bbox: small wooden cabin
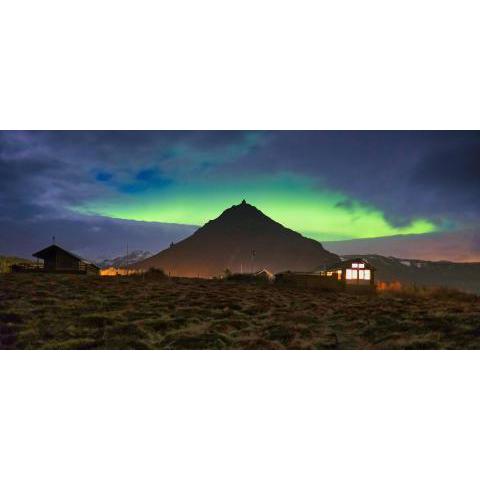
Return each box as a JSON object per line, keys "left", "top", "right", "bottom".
{"left": 12, "top": 244, "right": 100, "bottom": 275}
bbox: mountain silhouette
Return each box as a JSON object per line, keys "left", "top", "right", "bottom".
{"left": 132, "top": 200, "right": 339, "bottom": 277}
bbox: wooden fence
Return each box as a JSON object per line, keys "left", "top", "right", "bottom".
{"left": 10, "top": 263, "right": 98, "bottom": 275}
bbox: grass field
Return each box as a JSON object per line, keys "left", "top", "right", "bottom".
{"left": 1, "top": 273, "right": 480, "bottom": 349}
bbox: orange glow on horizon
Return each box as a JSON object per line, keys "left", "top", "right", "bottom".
{"left": 100, "top": 267, "right": 130, "bottom": 276}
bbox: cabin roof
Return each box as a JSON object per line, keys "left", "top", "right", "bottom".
{"left": 253, "top": 269, "right": 274, "bottom": 277}
{"left": 324, "top": 257, "right": 376, "bottom": 271}
{"left": 32, "top": 244, "right": 99, "bottom": 268}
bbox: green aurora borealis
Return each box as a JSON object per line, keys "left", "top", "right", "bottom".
{"left": 77, "top": 174, "right": 437, "bottom": 241}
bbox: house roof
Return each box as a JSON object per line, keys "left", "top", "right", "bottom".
{"left": 253, "top": 269, "right": 275, "bottom": 277}
{"left": 324, "top": 257, "right": 376, "bottom": 271}
{"left": 32, "top": 244, "right": 99, "bottom": 268}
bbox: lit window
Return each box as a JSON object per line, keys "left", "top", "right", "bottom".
{"left": 337, "top": 270, "right": 342, "bottom": 279}
{"left": 358, "top": 270, "right": 371, "bottom": 280}
{"left": 352, "top": 263, "right": 358, "bottom": 269}
{"left": 358, "top": 263, "right": 365, "bottom": 269}
{"left": 346, "top": 269, "right": 358, "bottom": 279}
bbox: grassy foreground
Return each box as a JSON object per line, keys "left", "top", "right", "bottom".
{"left": 1, "top": 273, "right": 480, "bottom": 349}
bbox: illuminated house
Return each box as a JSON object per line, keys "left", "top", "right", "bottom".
{"left": 321, "top": 258, "right": 375, "bottom": 289}
{"left": 276, "top": 258, "right": 375, "bottom": 291}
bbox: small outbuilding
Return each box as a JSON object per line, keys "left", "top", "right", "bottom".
{"left": 253, "top": 269, "right": 275, "bottom": 282}
{"left": 12, "top": 244, "right": 100, "bottom": 275}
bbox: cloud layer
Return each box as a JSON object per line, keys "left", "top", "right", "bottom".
{"left": 1, "top": 131, "right": 479, "bottom": 259}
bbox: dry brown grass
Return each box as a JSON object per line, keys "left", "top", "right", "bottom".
{"left": 1, "top": 273, "right": 480, "bottom": 349}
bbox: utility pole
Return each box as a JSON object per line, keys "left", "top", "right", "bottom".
{"left": 53, "top": 236, "right": 57, "bottom": 270}
{"left": 126, "top": 242, "right": 129, "bottom": 276}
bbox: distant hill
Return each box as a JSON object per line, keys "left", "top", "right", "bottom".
{"left": 0, "top": 256, "right": 33, "bottom": 273}
{"left": 132, "top": 201, "right": 339, "bottom": 277}
{"left": 324, "top": 229, "right": 480, "bottom": 263}
{"left": 97, "top": 250, "right": 153, "bottom": 269}
{"left": 341, "top": 254, "right": 480, "bottom": 294}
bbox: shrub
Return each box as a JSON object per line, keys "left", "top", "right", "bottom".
{"left": 145, "top": 267, "right": 167, "bottom": 279}
{"left": 225, "top": 273, "right": 267, "bottom": 284}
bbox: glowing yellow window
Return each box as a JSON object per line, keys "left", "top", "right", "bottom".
{"left": 346, "top": 269, "right": 358, "bottom": 280}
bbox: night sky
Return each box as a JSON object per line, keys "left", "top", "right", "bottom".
{"left": 1, "top": 131, "right": 479, "bottom": 260}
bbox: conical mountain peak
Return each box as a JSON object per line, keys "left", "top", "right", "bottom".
{"left": 218, "top": 200, "right": 268, "bottom": 217}
{"left": 133, "top": 202, "right": 339, "bottom": 277}
{"left": 225, "top": 200, "right": 261, "bottom": 213}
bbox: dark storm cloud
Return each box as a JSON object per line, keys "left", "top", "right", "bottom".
{"left": 0, "top": 134, "right": 107, "bottom": 222}
{"left": 24, "top": 130, "right": 251, "bottom": 155}
{"left": 0, "top": 130, "right": 254, "bottom": 222}
{"left": 411, "top": 143, "right": 480, "bottom": 220}
{"left": 0, "top": 130, "right": 256, "bottom": 256}
{"left": 0, "top": 132, "right": 195, "bottom": 257}
{"left": 0, "top": 150, "right": 63, "bottom": 220}
{"left": 223, "top": 131, "right": 480, "bottom": 227}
